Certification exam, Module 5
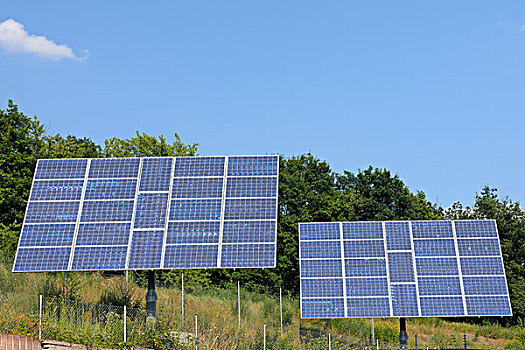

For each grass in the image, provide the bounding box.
[0,263,521,349]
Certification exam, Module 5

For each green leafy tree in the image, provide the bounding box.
[103,131,198,157]
[445,187,525,325]
[42,134,101,159]
[0,101,45,262]
[0,100,103,263]
[0,100,45,227]
[335,166,441,221]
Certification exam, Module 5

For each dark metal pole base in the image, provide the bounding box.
[399,318,408,349]
[145,270,157,327]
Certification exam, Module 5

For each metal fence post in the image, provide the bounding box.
[195,314,198,350]
[182,272,185,330]
[279,287,283,335]
[328,332,331,350]
[237,281,241,329]
[371,318,375,344]
[124,305,127,342]
[263,323,266,350]
[39,295,42,341]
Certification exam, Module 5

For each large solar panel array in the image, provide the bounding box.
[299,220,512,318]
[13,156,279,272]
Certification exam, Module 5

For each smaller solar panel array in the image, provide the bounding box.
[14,156,279,272]
[299,220,512,318]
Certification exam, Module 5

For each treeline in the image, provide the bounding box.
[1,100,525,325]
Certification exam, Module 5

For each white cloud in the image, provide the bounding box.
[0,19,87,61]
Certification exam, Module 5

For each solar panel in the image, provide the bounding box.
[13,155,279,272]
[299,220,512,318]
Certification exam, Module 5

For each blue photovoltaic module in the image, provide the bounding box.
[299,220,512,318]
[13,156,279,272]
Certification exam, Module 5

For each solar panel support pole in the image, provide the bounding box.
[328,332,331,350]
[146,270,157,326]
[62,272,65,298]
[399,318,408,349]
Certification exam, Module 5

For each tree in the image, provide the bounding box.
[103,132,198,157]
[42,134,101,159]
[0,100,45,227]
[0,100,103,263]
[335,166,441,221]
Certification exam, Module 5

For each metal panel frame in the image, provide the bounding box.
[14,155,279,272]
[299,220,512,319]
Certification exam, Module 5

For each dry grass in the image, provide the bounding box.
[0,264,520,349]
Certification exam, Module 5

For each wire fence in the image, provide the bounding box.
[0,289,505,350]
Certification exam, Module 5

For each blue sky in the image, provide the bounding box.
[1,2,524,207]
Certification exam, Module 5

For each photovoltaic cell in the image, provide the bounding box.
[420,297,464,316]
[72,246,127,270]
[301,260,342,278]
[457,239,501,256]
[347,298,390,317]
[25,201,79,223]
[302,298,345,318]
[89,158,140,178]
[226,177,277,198]
[414,239,455,257]
[344,240,384,258]
[13,247,71,272]
[343,222,383,240]
[385,221,411,250]
[164,245,218,268]
[301,278,344,298]
[84,179,137,200]
[222,221,275,243]
[388,252,415,283]
[134,193,169,229]
[30,180,84,201]
[227,156,278,176]
[299,220,511,319]
[166,222,220,244]
[15,155,279,272]
[223,198,277,220]
[76,223,131,246]
[299,223,340,241]
[35,159,87,180]
[169,199,222,221]
[416,258,459,276]
[346,278,389,297]
[128,230,164,269]
[139,158,173,192]
[460,257,505,276]
[80,200,134,222]
[173,157,224,177]
[391,284,418,316]
[345,258,387,277]
[455,220,498,238]
[411,221,453,239]
[19,224,75,247]
[220,244,275,268]
[172,178,223,198]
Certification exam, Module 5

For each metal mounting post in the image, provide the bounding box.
[399,318,408,349]
[146,270,157,326]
